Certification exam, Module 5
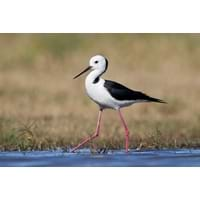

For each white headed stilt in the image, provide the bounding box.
[72,55,166,152]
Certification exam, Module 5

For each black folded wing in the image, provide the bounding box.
[104,80,165,103]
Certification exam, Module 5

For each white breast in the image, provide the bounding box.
[85,78,135,110]
[85,77,114,109]
[84,69,137,109]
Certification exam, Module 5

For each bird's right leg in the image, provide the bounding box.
[118,109,130,153]
[71,109,103,152]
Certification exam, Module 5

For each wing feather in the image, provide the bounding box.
[104,80,165,103]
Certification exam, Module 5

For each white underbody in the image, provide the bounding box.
[85,71,138,110]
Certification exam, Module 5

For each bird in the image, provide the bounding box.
[71,55,166,152]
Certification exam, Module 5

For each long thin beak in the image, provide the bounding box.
[73,66,91,79]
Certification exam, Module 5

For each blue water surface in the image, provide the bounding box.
[0,149,200,167]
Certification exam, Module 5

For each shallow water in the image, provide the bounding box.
[0,149,200,167]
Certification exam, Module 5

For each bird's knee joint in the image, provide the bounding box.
[93,132,99,137]
[95,133,99,137]
[125,132,129,137]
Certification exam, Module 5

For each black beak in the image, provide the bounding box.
[73,66,91,79]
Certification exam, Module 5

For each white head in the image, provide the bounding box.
[73,55,108,79]
[89,55,108,71]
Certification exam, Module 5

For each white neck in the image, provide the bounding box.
[86,69,105,83]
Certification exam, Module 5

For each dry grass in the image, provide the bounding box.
[0,33,200,151]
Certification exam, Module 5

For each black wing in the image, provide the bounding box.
[104,80,165,103]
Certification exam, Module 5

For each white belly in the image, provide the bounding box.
[85,78,134,110]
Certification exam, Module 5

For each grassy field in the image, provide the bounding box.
[0,33,200,151]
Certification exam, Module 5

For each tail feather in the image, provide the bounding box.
[148,97,167,104]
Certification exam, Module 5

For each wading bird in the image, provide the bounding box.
[72,55,166,152]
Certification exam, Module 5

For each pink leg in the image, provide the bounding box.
[118,109,130,152]
[71,109,103,152]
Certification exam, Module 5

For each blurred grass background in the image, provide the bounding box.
[0,33,200,150]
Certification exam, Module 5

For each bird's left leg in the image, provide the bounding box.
[71,109,103,152]
[118,109,130,152]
